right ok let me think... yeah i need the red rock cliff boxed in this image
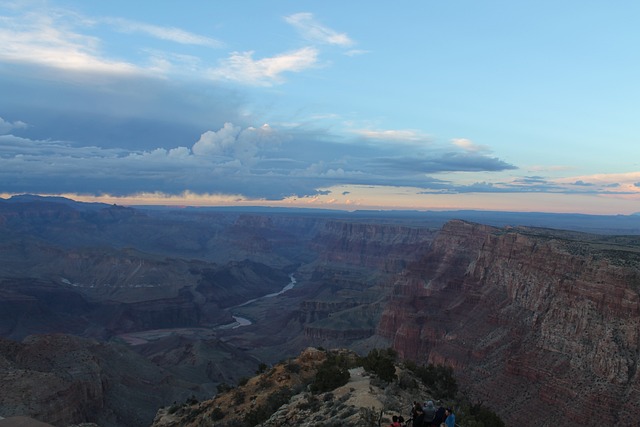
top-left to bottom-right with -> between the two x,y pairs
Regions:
379,220 -> 640,426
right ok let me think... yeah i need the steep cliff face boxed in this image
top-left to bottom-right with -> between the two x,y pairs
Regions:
285,223 -> 435,348
312,221 -> 437,272
379,220 -> 640,426
0,334 -> 202,427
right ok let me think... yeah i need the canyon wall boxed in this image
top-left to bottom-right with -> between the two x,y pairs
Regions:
379,220 -> 640,426
0,334 -> 202,427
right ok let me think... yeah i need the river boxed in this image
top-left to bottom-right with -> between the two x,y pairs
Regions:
227,274 -> 297,328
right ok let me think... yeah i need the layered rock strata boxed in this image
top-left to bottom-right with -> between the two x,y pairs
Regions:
0,334 -> 201,427
379,220 -> 640,426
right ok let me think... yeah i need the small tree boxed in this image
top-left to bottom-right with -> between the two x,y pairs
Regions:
460,402 -> 506,427
311,355 -> 350,393
360,348 -> 397,383
407,363 -> 458,399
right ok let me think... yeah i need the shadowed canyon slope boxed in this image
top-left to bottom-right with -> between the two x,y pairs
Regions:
2,196 -> 640,426
379,220 -> 640,426
0,333 -> 204,427
0,196 -> 437,426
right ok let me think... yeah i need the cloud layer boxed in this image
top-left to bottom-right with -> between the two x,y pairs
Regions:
3,116 -> 637,203
0,118 -> 522,199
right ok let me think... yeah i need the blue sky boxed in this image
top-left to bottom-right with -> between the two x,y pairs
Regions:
1,0 -> 639,214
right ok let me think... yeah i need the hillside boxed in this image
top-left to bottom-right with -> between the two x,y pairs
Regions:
1,196 -> 640,425
380,220 -> 640,425
151,347 -> 468,427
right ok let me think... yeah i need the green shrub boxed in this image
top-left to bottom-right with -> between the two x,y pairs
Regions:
232,389 -> 246,405
217,382 -> 233,394
460,402 -> 505,427
210,407 -> 225,421
167,403 -> 181,414
359,407 -> 382,427
397,370 -> 418,390
310,355 -> 350,393
257,376 -> 273,389
407,363 -> 457,399
360,348 -> 397,383
285,360 -> 301,373
243,387 -> 293,426
297,393 -> 321,411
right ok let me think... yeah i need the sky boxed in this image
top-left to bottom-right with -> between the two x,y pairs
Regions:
1,0 -> 639,214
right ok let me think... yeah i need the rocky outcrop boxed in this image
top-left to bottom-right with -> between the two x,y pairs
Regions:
379,220 -> 640,426
150,347 -> 427,427
0,334 -> 203,427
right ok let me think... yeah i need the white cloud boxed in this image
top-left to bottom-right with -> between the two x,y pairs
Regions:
0,116 -> 27,134
451,138 -> 490,153
0,8 -> 216,78
344,49 -> 369,57
0,122 -> 517,200
105,17 -> 223,48
208,47 -> 318,86
354,128 -> 427,142
192,122 -> 242,156
284,12 -> 354,46
167,146 -> 191,159
0,11 -> 139,74
192,123 -> 280,166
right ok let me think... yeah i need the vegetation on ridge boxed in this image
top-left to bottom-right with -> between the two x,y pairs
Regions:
152,347 -> 504,427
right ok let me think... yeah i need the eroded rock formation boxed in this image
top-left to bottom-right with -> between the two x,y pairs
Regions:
379,220 -> 640,426
0,334 -> 202,427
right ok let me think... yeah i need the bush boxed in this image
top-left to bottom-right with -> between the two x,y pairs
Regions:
460,402 -> 506,427
257,376 -> 273,390
359,407 -> 382,427
360,348 -> 397,383
285,360 -> 301,373
217,382 -> 233,394
297,393 -> 321,411
210,407 -> 225,421
232,390 -> 246,405
243,387 -> 293,426
407,363 -> 457,399
310,355 -> 350,393
397,370 -> 418,390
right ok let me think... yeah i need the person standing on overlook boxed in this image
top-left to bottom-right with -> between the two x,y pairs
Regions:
412,401 -> 425,427
444,408 -> 455,427
423,400 -> 436,426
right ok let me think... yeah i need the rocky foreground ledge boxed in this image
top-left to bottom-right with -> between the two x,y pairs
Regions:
152,347 -> 445,427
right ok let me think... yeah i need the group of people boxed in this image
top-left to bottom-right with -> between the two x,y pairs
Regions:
389,400 -> 455,427
416,400 -> 455,427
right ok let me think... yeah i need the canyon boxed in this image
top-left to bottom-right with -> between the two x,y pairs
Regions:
379,220 -> 640,426
1,195 -> 639,426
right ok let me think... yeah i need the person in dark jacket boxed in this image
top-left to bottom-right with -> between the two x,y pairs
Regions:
412,401 -> 425,427
423,401 -> 436,426
432,405 -> 446,425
